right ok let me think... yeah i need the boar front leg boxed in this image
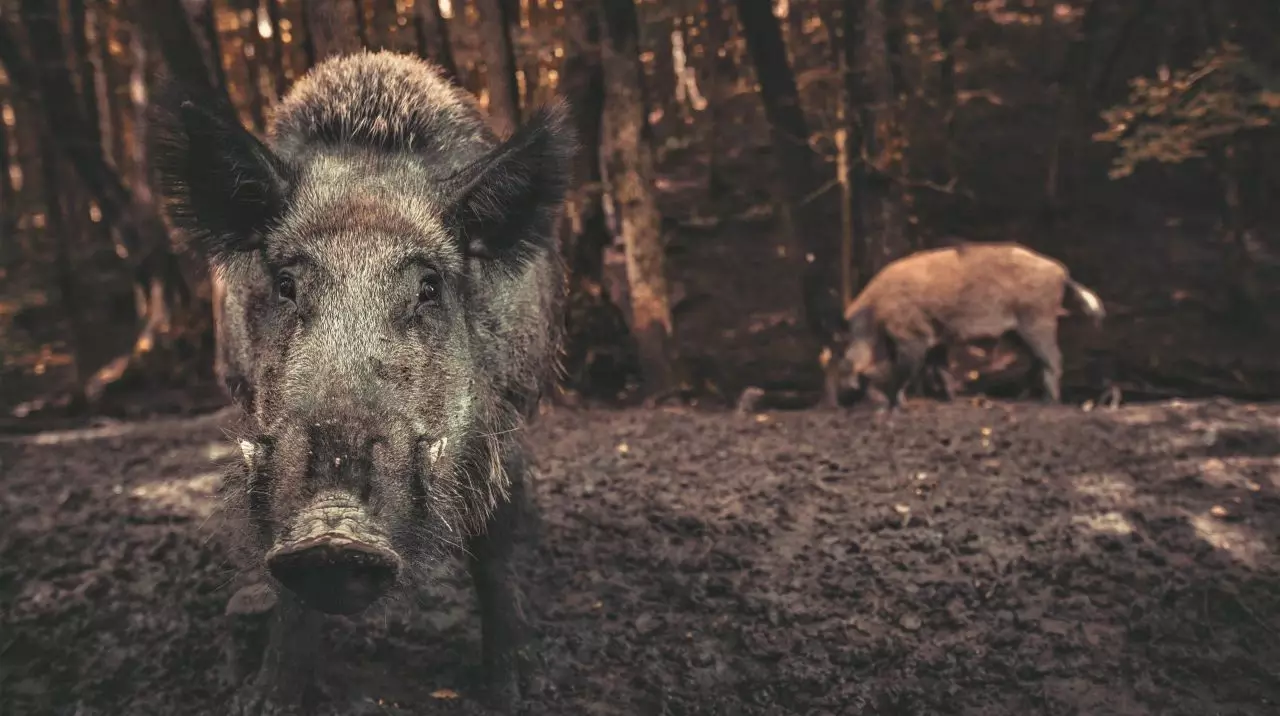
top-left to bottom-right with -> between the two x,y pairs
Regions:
467,463 -> 534,711
230,591 -> 322,716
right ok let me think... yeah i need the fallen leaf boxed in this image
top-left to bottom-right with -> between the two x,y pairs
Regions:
1210,505 -> 1228,518
431,689 -> 460,700
893,503 -> 911,515
616,443 -> 629,455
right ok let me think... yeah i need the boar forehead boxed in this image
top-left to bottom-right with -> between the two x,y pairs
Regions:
268,153 -> 464,272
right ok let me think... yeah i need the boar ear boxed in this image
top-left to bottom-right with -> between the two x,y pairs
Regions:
446,101 -> 577,262
150,83 -> 293,262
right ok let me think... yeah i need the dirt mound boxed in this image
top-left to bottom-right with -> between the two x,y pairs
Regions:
2,399 -> 1279,715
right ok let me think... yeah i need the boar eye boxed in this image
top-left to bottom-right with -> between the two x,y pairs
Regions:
276,272 -> 296,303
417,271 -> 442,307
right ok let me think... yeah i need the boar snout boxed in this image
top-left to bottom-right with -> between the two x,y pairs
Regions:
266,496 -> 402,615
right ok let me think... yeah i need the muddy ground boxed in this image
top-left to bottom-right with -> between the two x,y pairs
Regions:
2,398 -> 1280,715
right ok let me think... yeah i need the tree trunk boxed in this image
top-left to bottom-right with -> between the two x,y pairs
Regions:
733,0 -> 838,345
0,83 -> 14,275
1045,0 -> 1102,214
414,0 -> 459,81
600,0 -> 675,396
68,0 -> 100,145
473,0 -> 520,133
932,0 -> 957,181
859,0 -> 909,271
353,0 -> 370,48
6,3 -> 194,403
302,0 -> 364,64
702,0 -> 739,204
825,1 -> 863,309
42,138 -> 87,395
265,0 -> 290,97
180,0 -> 231,101
554,0 -> 633,399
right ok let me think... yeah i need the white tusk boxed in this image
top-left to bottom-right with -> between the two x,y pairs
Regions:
239,440 -> 257,469
427,436 -> 448,465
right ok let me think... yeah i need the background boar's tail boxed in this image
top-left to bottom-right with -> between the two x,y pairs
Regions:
1065,279 -> 1106,324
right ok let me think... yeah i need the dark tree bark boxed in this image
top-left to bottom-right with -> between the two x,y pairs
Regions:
0,85 -> 14,272
413,0 -> 459,80
733,0 -> 838,345
702,0 -> 739,202
554,0 -> 634,399
179,0 -> 231,101
859,0 -> 909,270
1093,0 -> 1158,96
473,0 -> 520,133
1045,0 -> 1104,213
67,0 -> 100,145
517,0 -> 540,108
354,0 -> 370,48
42,137 -> 88,394
302,0 -> 363,64
265,0 -> 290,97
559,0 -> 609,284
600,0 -> 676,396
5,1 -> 194,402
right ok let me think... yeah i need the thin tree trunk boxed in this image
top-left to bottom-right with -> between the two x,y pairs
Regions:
414,0 -> 459,80
825,2 -> 858,310
68,0 -> 100,145
353,0 -> 370,48
556,0 -> 632,399
600,0 -> 675,396
181,0 -> 231,100
1093,0 -> 1158,96
702,0 -> 738,203
1045,0 -> 1102,213
932,0 -> 957,180
265,0 -> 290,97
473,0 -> 520,133
733,0 -> 838,345
860,0 -> 909,270
560,0 -> 609,283
0,84 -> 14,273
302,0 -> 364,63
42,138 -> 87,394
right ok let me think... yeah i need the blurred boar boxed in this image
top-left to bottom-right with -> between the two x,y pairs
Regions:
826,242 -> 1105,408
150,51 -> 575,712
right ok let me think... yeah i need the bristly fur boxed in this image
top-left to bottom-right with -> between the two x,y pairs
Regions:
268,50 -> 492,167
150,50 -> 577,592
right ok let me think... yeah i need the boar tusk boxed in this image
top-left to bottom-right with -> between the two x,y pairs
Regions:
427,436 -> 449,465
239,440 -> 257,469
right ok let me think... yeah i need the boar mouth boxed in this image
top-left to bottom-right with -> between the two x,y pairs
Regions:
266,524 -> 403,615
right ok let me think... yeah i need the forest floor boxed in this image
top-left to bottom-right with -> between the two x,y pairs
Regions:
3,397 -> 1280,715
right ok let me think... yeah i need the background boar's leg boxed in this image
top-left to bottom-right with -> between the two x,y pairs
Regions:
467,464 -> 533,709
887,340 -> 929,409
230,591 -> 322,716
1016,321 -> 1063,403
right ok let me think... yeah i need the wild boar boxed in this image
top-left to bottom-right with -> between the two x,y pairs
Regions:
825,242 -> 1105,408
150,51 -> 575,713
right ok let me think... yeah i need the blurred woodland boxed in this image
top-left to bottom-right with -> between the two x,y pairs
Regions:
2,0 -> 1280,426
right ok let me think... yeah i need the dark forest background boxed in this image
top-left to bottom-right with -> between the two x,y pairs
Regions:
2,0 -> 1279,426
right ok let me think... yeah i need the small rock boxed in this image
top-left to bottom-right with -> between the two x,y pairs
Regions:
899,613 -> 922,631
736,386 -> 766,414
